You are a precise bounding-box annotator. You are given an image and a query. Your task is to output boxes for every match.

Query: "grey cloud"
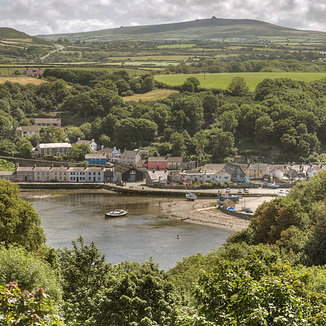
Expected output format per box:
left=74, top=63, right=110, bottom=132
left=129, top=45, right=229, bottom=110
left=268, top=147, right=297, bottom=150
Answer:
left=0, top=0, right=326, bottom=35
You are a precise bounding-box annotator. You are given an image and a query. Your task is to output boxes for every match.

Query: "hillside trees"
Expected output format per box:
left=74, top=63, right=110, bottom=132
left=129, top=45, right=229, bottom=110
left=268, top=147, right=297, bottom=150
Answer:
left=88, top=261, right=180, bottom=326
left=0, top=245, right=62, bottom=303
left=113, top=118, right=158, bottom=148
left=58, top=236, right=110, bottom=325
left=0, top=179, right=46, bottom=251
left=228, top=170, right=326, bottom=266
left=191, top=252, right=326, bottom=325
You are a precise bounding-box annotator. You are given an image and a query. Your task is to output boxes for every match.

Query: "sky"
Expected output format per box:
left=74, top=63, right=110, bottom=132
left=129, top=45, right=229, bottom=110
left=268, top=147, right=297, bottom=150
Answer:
left=0, top=0, right=326, bottom=35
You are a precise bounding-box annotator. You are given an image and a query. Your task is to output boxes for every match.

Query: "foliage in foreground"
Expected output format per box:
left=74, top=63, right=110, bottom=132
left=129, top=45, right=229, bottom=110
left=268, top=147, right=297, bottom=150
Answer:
left=228, top=170, right=326, bottom=266
left=174, top=247, right=326, bottom=325
left=0, top=282, right=65, bottom=325
left=0, top=179, right=46, bottom=251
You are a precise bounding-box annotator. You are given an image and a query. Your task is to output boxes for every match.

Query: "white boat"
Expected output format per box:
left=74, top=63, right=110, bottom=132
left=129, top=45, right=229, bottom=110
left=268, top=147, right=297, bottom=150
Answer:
left=105, top=209, right=128, bottom=218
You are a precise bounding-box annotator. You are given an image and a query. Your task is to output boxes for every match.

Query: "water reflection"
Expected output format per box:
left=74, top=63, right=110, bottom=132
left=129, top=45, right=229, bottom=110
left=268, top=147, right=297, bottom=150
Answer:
left=24, top=192, right=234, bottom=270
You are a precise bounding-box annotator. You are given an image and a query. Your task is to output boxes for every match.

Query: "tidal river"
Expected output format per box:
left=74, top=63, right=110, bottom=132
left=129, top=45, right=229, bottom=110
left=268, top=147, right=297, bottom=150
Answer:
left=21, top=190, right=234, bottom=270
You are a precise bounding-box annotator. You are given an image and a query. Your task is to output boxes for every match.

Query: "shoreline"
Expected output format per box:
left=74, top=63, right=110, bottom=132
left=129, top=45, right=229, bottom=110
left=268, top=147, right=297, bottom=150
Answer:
left=160, top=196, right=275, bottom=232
left=160, top=199, right=250, bottom=232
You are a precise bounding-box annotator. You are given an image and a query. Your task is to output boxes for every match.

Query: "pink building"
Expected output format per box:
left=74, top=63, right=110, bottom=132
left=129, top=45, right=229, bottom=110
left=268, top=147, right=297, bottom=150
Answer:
left=145, top=157, right=168, bottom=171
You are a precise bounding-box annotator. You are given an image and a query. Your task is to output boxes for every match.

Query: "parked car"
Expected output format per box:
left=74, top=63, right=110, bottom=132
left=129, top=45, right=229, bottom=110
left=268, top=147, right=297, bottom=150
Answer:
left=11, top=178, right=21, bottom=183
left=244, top=189, right=249, bottom=193
left=226, top=188, right=231, bottom=193
left=237, top=189, right=243, bottom=194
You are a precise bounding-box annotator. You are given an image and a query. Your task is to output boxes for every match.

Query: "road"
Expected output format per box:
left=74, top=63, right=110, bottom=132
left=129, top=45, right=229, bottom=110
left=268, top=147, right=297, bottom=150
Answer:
left=40, top=44, right=65, bottom=61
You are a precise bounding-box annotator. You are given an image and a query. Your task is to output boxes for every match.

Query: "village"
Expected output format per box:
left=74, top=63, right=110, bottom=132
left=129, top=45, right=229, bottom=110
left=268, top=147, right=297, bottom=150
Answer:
left=1, top=116, right=323, bottom=188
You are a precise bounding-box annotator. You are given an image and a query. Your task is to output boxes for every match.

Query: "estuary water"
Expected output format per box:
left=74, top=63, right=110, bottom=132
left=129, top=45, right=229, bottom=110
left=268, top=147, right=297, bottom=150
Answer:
left=22, top=190, right=234, bottom=270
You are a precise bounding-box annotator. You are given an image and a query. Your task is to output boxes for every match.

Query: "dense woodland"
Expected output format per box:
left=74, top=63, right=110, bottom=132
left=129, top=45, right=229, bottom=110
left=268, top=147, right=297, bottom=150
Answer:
left=1, top=67, right=326, bottom=164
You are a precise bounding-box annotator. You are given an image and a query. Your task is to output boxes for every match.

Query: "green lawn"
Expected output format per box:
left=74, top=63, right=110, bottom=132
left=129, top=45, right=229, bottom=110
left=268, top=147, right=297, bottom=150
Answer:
left=155, top=72, right=326, bottom=91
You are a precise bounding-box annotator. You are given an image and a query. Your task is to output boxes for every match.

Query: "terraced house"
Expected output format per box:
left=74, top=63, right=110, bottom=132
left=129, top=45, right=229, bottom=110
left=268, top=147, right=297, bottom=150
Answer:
left=15, top=166, right=106, bottom=182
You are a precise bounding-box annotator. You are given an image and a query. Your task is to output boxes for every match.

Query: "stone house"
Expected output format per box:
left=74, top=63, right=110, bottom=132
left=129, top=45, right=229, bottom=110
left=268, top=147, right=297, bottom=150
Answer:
left=34, top=118, right=61, bottom=128
left=17, top=126, right=40, bottom=138
left=24, top=67, right=43, bottom=77
left=35, top=143, right=72, bottom=157
left=120, top=150, right=142, bottom=167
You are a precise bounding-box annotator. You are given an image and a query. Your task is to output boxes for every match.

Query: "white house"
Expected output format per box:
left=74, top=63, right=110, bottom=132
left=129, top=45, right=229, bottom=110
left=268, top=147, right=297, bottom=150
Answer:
left=176, top=171, right=231, bottom=184
left=76, top=138, right=97, bottom=151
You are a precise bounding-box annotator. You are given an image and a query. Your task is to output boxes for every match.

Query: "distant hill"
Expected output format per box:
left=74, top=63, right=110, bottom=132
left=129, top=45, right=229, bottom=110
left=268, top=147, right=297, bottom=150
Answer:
left=37, top=17, right=326, bottom=44
left=0, top=27, right=31, bottom=39
left=0, top=27, right=48, bottom=44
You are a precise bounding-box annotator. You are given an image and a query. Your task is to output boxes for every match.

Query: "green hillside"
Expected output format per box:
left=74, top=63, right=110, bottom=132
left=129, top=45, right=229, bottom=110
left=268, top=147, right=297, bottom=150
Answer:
left=0, top=27, right=31, bottom=39
left=38, top=17, right=326, bottom=44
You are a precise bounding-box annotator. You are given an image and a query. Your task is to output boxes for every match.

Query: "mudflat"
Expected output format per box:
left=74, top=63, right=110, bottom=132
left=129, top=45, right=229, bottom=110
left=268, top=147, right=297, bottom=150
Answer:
left=160, top=196, right=275, bottom=232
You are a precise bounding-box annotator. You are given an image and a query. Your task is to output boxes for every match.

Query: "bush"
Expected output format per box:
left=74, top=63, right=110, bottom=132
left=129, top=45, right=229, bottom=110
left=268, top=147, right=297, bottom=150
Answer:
left=43, top=154, right=59, bottom=161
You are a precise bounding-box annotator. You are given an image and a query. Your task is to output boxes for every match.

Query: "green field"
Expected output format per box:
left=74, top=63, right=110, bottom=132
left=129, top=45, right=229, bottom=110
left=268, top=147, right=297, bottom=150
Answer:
left=155, top=72, right=326, bottom=91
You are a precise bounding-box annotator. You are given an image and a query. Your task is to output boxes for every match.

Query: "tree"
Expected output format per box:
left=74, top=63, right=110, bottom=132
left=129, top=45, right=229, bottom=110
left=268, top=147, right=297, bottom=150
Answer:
left=69, top=143, right=91, bottom=161
left=202, top=94, right=218, bottom=125
left=254, top=115, right=274, bottom=142
left=113, top=118, right=158, bottom=148
left=16, top=138, right=33, bottom=158
left=181, top=80, right=194, bottom=93
left=58, top=236, right=110, bottom=326
left=170, top=132, right=186, bottom=157
left=41, top=126, right=66, bottom=143
left=114, top=79, right=130, bottom=95
left=0, top=111, right=14, bottom=140
left=99, top=134, right=111, bottom=148
left=0, top=245, right=62, bottom=303
left=220, top=111, right=238, bottom=133
left=140, top=76, right=155, bottom=93
left=87, top=260, right=179, bottom=326
left=192, top=249, right=326, bottom=325
left=66, top=126, right=85, bottom=143
left=210, top=129, right=236, bottom=161
left=0, top=179, right=46, bottom=251
left=227, top=76, right=249, bottom=96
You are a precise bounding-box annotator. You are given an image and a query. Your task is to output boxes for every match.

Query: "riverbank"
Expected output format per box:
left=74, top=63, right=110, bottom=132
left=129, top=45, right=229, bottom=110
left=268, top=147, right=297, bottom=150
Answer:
left=160, top=196, right=274, bottom=232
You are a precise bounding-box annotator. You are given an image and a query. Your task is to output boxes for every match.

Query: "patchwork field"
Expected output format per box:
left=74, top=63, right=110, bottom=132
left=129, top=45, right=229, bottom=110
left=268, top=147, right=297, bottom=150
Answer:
left=155, top=72, right=326, bottom=91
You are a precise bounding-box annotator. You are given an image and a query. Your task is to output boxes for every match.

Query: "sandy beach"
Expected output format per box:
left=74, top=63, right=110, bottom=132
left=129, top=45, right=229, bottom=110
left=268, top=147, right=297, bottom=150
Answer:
left=160, top=196, right=275, bottom=232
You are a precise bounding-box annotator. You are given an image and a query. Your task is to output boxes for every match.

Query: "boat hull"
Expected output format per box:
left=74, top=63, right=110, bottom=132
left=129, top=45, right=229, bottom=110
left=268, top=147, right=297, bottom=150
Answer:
left=186, top=193, right=197, bottom=201
left=105, top=209, right=128, bottom=218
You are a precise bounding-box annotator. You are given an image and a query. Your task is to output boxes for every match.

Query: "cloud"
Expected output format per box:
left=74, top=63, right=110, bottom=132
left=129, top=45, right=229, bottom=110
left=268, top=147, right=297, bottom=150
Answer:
left=0, top=0, right=325, bottom=35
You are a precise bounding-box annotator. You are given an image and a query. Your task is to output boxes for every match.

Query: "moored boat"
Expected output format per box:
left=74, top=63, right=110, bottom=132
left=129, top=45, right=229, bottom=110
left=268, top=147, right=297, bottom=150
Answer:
left=105, top=209, right=128, bottom=218
left=186, top=193, right=197, bottom=201
left=267, top=183, right=279, bottom=189
left=218, top=195, right=240, bottom=202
